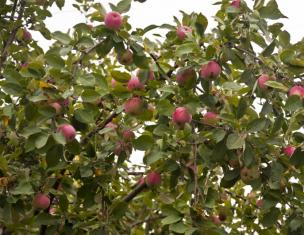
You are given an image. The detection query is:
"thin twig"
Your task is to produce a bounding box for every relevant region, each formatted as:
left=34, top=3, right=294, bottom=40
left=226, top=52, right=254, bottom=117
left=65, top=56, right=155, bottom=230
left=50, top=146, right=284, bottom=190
left=0, top=0, right=26, bottom=71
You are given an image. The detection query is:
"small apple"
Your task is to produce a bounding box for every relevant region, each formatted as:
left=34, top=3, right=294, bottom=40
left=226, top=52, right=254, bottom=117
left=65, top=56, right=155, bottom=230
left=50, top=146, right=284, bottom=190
left=211, top=215, right=221, bottom=225
left=172, top=107, right=192, bottom=127
left=104, top=11, right=123, bottom=30
left=33, top=193, right=50, bottom=210
left=124, top=97, right=144, bottom=115
left=50, top=102, right=62, bottom=114
left=176, top=26, right=192, bottom=40
left=127, top=76, right=145, bottom=91
left=203, top=112, right=218, bottom=125
left=176, top=68, right=197, bottom=89
left=289, top=85, right=304, bottom=98
left=256, top=199, right=264, bottom=208
left=257, top=74, right=271, bottom=90
left=230, top=0, right=240, bottom=8
left=23, top=29, right=32, bottom=42
left=57, top=124, right=76, bottom=142
left=199, top=61, right=221, bottom=79
left=122, top=129, right=135, bottom=141
left=146, top=171, right=161, bottom=186
left=117, top=50, right=133, bottom=65
left=283, top=146, right=296, bottom=157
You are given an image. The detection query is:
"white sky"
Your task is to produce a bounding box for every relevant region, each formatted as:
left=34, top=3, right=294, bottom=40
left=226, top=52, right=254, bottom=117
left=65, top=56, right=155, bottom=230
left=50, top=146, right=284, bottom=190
left=35, top=0, right=304, bottom=49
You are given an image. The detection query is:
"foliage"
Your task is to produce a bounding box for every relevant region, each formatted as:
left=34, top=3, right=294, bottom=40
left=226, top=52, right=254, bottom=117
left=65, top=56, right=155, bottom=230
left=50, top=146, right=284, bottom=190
left=0, top=0, right=304, bottom=234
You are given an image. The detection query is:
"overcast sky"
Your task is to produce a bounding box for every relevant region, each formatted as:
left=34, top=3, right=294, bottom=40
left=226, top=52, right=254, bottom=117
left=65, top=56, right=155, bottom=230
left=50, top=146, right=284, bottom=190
left=35, top=0, right=304, bottom=49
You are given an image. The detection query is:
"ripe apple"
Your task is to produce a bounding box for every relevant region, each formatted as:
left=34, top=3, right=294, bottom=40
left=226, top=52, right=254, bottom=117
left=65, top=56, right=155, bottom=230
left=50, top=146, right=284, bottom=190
left=176, top=68, right=197, bottom=89
left=57, top=124, right=76, bottom=142
left=146, top=171, right=161, bottom=186
left=230, top=0, right=240, bottom=8
left=124, top=97, right=144, bottom=115
left=117, top=50, right=133, bottom=65
left=176, top=26, right=192, bottom=40
left=203, top=112, right=218, bottom=125
left=283, top=146, right=296, bottom=157
left=199, top=61, right=221, bottom=79
left=257, top=74, right=271, bottom=90
left=127, top=76, right=145, bottom=91
left=33, top=193, right=50, bottom=210
left=172, top=107, right=192, bottom=126
left=23, top=29, right=32, bottom=42
left=104, top=11, right=123, bottom=30
left=122, top=129, right=135, bottom=141
left=211, top=215, right=221, bottom=225
left=50, top=102, right=62, bottom=114
left=289, top=85, right=304, bottom=98
left=256, top=199, right=264, bottom=208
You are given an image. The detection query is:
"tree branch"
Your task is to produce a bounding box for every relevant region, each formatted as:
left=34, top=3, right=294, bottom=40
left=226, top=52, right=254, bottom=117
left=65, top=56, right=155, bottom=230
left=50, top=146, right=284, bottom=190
left=0, top=0, right=26, bottom=71
left=81, top=111, right=118, bottom=144
left=123, top=183, right=147, bottom=202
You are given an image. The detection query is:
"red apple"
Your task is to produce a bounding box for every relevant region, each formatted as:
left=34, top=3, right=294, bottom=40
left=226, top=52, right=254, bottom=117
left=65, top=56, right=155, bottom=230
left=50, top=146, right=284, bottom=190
left=104, top=11, right=123, bottom=30
left=176, top=68, right=197, bottom=89
left=105, top=122, right=118, bottom=130
left=257, top=74, right=271, bottom=90
left=23, top=29, right=32, bottom=42
left=230, top=0, right=240, bottom=8
left=138, top=177, right=145, bottom=185
left=127, top=76, right=145, bottom=91
left=203, top=112, right=218, bottom=124
left=176, top=26, right=192, bottom=40
left=283, top=146, right=296, bottom=157
left=111, top=79, right=117, bottom=88
left=117, top=50, right=133, bottom=65
left=122, top=129, right=135, bottom=141
left=33, top=193, right=50, bottom=210
left=199, top=61, right=221, bottom=79
left=146, top=171, right=161, bottom=186
left=256, top=199, right=264, bottom=208
left=289, top=85, right=304, bottom=98
left=57, top=124, right=76, bottom=142
left=211, top=215, right=221, bottom=225
left=124, top=97, right=144, bottom=115
left=172, top=107, right=192, bottom=126
left=50, top=102, right=62, bottom=114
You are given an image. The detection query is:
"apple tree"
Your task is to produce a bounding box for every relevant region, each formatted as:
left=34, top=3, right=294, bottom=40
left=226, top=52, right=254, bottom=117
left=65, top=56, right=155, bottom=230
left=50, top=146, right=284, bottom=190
left=0, top=0, right=304, bottom=234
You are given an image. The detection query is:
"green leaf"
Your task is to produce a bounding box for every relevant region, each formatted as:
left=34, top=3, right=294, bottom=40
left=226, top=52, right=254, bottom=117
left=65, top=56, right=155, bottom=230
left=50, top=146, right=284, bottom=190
left=156, top=99, right=175, bottom=116
left=52, top=133, right=66, bottom=145
left=111, top=70, right=131, bottom=83
left=259, top=0, right=287, bottom=20
left=110, top=0, right=132, bottom=13
left=76, top=74, right=96, bottom=87
left=212, top=129, right=226, bottom=143
left=74, top=109, right=95, bottom=124
left=44, top=53, right=65, bottom=68
left=236, top=97, right=247, bottom=119
left=261, top=208, right=280, bottom=227
left=169, top=222, right=188, bottom=234
left=35, top=213, right=60, bottom=226
left=110, top=201, right=128, bottom=219
left=195, top=13, right=208, bottom=37
left=264, top=81, right=288, bottom=91
left=34, top=133, right=49, bottom=149
left=247, top=118, right=267, bottom=132
left=81, top=89, right=100, bottom=103
left=222, top=82, right=243, bottom=91
left=290, top=148, right=304, bottom=168
left=96, top=38, right=113, bottom=58
left=262, top=40, right=276, bottom=57
left=161, top=214, right=181, bottom=225
left=11, top=180, right=34, bottom=195
left=176, top=43, right=197, bottom=57
left=226, top=133, right=245, bottom=150
left=52, top=31, right=72, bottom=44
left=285, top=96, right=303, bottom=112
left=133, top=135, right=154, bottom=151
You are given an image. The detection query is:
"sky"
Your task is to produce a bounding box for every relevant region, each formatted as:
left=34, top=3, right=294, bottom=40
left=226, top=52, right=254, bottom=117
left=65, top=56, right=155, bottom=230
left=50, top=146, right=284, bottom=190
left=35, top=0, right=304, bottom=49
left=35, top=0, right=304, bottom=165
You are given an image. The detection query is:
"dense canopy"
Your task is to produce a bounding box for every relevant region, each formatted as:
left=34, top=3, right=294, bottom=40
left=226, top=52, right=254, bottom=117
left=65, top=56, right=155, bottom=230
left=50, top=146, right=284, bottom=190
left=0, top=0, right=304, bottom=234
